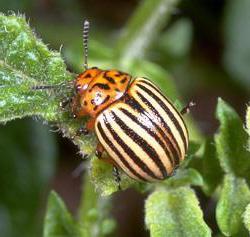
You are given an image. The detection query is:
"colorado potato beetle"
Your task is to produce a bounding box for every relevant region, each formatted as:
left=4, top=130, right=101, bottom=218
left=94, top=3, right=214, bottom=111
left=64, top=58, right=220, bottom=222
left=69, top=20, right=194, bottom=188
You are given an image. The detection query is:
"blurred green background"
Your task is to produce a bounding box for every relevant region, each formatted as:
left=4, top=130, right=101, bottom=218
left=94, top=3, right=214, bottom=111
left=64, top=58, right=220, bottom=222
left=0, top=0, right=249, bottom=236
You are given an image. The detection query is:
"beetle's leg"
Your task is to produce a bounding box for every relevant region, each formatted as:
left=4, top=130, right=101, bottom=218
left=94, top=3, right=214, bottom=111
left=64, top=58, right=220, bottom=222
left=113, top=166, right=121, bottom=190
left=95, top=143, right=115, bottom=164
left=181, top=101, right=196, bottom=115
left=73, top=118, right=95, bottom=138
left=86, top=118, right=95, bottom=131
left=95, top=143, right=105, bottom=158
left=74, top=126, right=89, bottom=138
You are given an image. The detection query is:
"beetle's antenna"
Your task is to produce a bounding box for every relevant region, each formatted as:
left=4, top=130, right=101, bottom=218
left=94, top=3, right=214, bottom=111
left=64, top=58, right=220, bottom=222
left=31, top=81, right=74, bottom=90
left=83, top=19, right=90, bottom=70
left=31, top=85, right=59, bottom=90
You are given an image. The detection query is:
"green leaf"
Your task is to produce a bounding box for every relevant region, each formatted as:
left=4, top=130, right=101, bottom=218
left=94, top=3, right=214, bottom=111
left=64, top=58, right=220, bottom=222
left=246, top=105, right=250, bottom=151
left=223, top=0, right=250, bottom=90
left=0, top=13, right=97, bottom=171
left=43, top=191, right=80, bottom=237
left=215, top=98, right=250, bottom=178
left=90, top=156, right=141, bottom=196
left=156, top=18, right=193, bottom=59
left=0, top=119, right=57, bottom=237
left=165, top=168, right=203, bottom=188
left=145, top=187, right=211, bottom=237
left=78, top=174, right=116, bottom=237
left=0, top=13, right=73, bottom=123
left=114, top=0, right=180, bottom=64
left=190, top=138, right=223, bottom=195
left=216, top=174, right=250, bottom=236
left=243, top=203, right=250, bottom=233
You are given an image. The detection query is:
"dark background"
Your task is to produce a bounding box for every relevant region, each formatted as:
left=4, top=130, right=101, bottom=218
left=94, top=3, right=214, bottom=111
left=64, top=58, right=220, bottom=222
left=0, top=0, right=249, bottom=236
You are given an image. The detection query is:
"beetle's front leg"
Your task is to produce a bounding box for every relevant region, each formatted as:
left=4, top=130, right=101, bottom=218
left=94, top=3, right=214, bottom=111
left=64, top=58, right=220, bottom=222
left=181, top=101, right=196, bottom=115
left=95, top=142, right=105, bottom=158
left=113, top=166, right=121, bottom=190
left=73, top=118, right=95, bottom=138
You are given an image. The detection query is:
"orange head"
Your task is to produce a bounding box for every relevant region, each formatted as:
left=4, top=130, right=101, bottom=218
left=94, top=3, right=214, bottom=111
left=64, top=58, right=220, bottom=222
left=72, top=68, right=132, bottom=118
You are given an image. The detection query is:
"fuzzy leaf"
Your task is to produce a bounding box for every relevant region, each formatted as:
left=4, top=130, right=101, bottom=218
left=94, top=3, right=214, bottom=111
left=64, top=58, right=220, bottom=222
left=215, top=98, right=250, bottom=178
left=0, top=13, right=98, bottom=167
left=0, top=13, right=73, bottom=123
left=190, top=138, right=223, bottom=195
left=115, top=0, right=180, bottom=64
left=90, top=156, right=142, bottom=196
left=145, top=187, right=211, bottom=237
left=43, top=191, right=80, bottom=237
left=165, top=168, right=203, bottom=188
left=243, top=203, right=250, bottom=233
left=216, top=174, right=250, bottom=236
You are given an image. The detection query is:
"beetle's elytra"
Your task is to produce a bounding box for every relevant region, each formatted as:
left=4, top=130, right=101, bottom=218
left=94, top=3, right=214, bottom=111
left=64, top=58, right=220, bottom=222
left=69, top=20, right=190, bottom=186
left=72, top=68, right=188, bottom=182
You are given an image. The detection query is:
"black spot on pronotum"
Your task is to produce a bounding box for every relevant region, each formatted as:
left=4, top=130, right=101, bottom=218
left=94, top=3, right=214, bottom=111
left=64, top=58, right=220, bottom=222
left=90, top=83, right=110, bottom=90
left=84, top=73, right=92, bottom=78
left=104, top=72, right=116, bottom=84
left=120, top=77, right=127, bottom=84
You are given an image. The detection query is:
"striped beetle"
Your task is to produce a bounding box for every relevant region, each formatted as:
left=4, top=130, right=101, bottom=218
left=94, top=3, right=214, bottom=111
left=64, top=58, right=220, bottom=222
left=70, top=20, right=194, bottom=188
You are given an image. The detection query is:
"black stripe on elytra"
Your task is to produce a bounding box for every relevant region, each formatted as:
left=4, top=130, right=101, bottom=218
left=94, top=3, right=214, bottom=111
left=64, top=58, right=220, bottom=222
left=111, top=111, right=168, bottom=178
left=120, top=107, right=174, bottom=168
left=138, top=79, right=188, bottom=147
left=90, top=83, right=110, bottom=90
left=97, top=122, right=146, bottom=181
left=136, top=83, right=188, bottom=152
left=103, top=72, right=116, bottom=84
left=103, top=113, right=159, bottom=180
left=124, top=95, right=180, bottom=166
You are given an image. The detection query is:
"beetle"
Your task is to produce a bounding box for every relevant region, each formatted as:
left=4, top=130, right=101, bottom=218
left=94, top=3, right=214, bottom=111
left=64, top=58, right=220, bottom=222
left=68, top=20, right=195, bottom=189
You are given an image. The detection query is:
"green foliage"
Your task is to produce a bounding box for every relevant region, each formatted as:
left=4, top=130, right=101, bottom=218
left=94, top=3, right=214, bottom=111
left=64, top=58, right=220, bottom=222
left=223, top=0, right=250, bottom=90
left=156, top=18, right=193, bottom=60
left=243, top=203, right=250, bottom=233
left=44, top=176, right=116, bottom=237
left=0, top=13, right=73, bottom=123
left=44, top=191, right=81, bottom=237
left=216, top=174, right=250, bottom=236
left=114, top=0, right=180, bottom=64
left=214, top=99, right=250, bottom=236
left=0, top=0, right=250, bottom=236
left=190, top=138, right=223, bottom=195
left=0, top=119, right=57, bottom=237
left=215, top=98, right=250, bottom=179
left=78, top=174, right=116, bottom=237
left=145, top=187, right=211, bottom=237
left=246, top=105, right=250, bottom=150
